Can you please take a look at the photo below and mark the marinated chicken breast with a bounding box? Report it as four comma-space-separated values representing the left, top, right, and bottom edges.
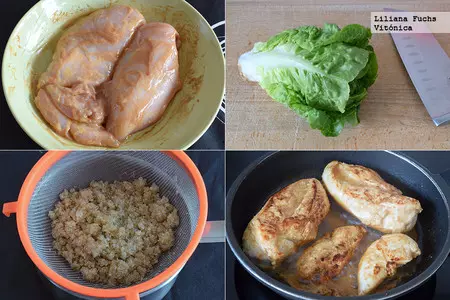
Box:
38, 5, 145, 88
35, 88, 119, 147
322, 161, 422, 233
242, 179, 330, 265
40, 83, 105, 124
296, 225, 366, 282
35, 5, 145, 145
358, 234, 421, 295
105, 23, 182, 141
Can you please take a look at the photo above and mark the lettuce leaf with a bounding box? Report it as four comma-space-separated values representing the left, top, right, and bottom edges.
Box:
239, 23, 378, 137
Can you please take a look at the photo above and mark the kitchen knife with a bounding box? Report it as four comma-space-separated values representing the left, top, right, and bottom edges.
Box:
384, 8, 450, 126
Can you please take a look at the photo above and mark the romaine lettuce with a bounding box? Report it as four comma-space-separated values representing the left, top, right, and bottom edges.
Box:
239, 24, 378, 137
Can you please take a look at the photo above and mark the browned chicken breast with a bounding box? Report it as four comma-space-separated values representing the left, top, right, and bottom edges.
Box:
322, 161, 422, 233
242, 179, 330, 265
358, 234, 421, 295
283, 276, 341, 296
296, 225, 366, 282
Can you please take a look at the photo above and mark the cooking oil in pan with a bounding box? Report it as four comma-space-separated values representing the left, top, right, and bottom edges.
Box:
263, 201, 420, 297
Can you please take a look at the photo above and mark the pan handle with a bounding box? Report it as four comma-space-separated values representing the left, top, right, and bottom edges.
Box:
2, 201, 18, 217
201, 220, 225, 243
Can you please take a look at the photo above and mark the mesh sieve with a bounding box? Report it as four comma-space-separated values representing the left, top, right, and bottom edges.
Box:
21, 151, 203, 299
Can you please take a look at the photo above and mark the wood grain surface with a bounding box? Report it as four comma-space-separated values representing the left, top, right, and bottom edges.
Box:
226, 0, 450, 150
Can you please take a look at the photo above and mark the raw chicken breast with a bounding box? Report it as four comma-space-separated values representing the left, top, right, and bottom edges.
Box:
40, 83, 105, 124
105, 22, 182, 141
38, 5, 145, 88
35, 5, 145, 145
35, 88, 119, 147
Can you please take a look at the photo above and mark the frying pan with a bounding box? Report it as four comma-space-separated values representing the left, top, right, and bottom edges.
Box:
226, 151, 450, 300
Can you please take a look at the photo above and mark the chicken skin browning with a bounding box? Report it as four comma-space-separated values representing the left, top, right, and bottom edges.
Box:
296, 225, 366, 283
358, 234, 420, 295
242, 178, 330, 266
283, 276, 341, 297
322, 161, 422, 233
105, 23, 182, 141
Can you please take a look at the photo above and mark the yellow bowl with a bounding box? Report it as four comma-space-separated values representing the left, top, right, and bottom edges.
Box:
2, 0, 225, 149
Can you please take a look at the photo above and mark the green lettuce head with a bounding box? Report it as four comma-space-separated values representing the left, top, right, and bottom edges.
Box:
239, 23, 378, 137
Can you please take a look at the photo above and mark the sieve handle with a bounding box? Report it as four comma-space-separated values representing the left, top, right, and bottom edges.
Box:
201, 220, 225, 243
125, 293, 139, 300
2, 201, 18, 217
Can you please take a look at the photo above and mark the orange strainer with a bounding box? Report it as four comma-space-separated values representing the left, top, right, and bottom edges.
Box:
2, 151, 214, 300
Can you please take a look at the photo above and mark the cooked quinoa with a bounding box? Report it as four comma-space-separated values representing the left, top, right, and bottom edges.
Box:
48, 177, 179, 286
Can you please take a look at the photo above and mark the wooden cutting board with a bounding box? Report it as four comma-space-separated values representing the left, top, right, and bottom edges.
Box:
226, 0, 450, 150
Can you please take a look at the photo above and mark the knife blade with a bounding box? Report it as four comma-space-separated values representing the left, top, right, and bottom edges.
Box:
384, 8, 450, 126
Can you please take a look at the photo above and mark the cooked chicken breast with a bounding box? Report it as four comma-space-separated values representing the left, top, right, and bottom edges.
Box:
296, 225, 366, 282
322, 161, 422, 233
242, 179, 330, 265
284, 276, 341, 296
358, 234, 421, 295
105, 22, 182, 141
